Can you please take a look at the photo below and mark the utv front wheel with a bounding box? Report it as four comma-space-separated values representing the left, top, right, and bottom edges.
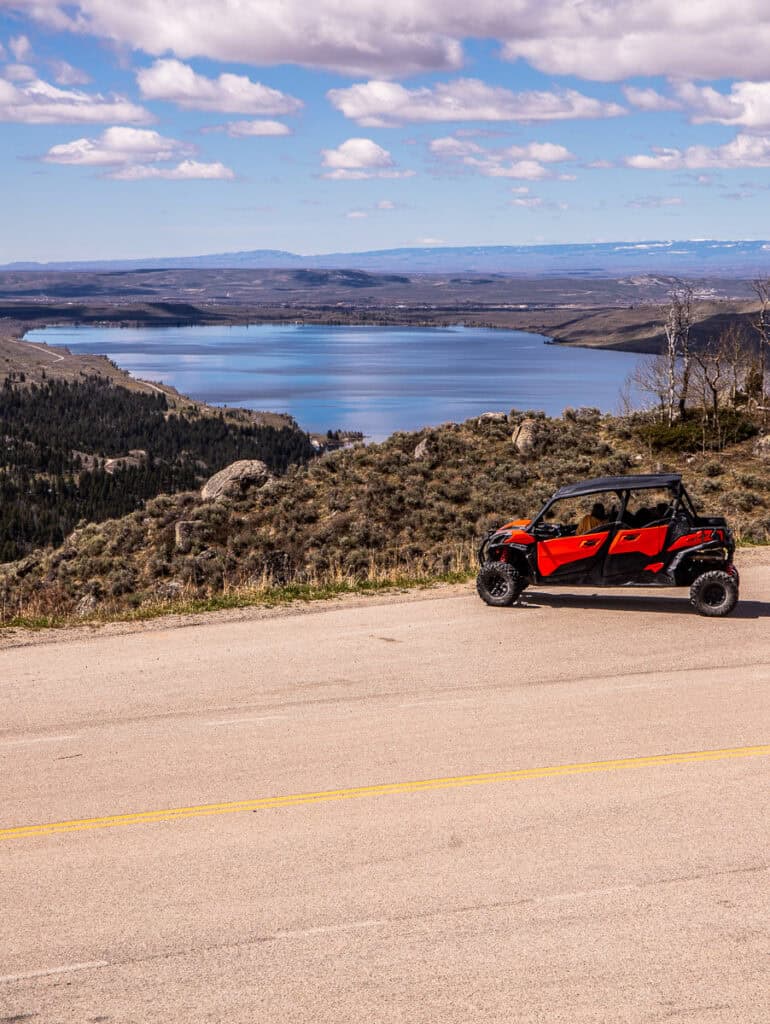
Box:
689, 570, 738, 617
476, 561, 522, 607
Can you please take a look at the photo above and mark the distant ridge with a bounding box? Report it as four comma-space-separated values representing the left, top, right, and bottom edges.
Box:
4, 240, 770, 277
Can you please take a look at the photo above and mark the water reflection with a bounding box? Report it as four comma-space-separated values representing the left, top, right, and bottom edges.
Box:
27, 324, 641, 439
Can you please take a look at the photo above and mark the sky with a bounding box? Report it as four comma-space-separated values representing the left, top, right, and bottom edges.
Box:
3, 1, 770, 261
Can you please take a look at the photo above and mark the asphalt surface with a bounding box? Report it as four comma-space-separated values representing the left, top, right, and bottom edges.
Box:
1, 551, 769, 1023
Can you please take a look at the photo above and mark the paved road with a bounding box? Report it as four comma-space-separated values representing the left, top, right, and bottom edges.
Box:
2, 552, 769, 1023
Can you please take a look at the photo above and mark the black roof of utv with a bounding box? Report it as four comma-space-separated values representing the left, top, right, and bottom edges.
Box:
552, 474, 682, 500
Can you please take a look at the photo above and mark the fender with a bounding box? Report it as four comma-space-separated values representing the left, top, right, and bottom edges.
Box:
667, 539, 730, 582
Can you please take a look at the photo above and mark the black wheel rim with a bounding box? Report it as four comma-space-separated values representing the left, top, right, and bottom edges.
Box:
487, 573, 509, 598
702, 583, 726, 607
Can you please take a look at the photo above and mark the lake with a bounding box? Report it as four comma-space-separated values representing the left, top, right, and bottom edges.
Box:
27, 324, 641, 439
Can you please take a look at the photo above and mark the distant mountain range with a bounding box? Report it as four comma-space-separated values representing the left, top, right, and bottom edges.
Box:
4, 240, 770, 277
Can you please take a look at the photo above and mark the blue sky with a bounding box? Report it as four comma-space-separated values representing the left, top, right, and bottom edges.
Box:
3, 1, 770, 261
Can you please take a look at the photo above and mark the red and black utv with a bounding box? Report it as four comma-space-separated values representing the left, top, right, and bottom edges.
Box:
477, 473, 739, 616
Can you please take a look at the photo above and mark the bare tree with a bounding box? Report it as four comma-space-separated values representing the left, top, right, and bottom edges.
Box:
751, 277, 770, 411
627, 353, 680, 420
661, 283, 694, 424
718, 321, 752, 407
692, 339, 725, 430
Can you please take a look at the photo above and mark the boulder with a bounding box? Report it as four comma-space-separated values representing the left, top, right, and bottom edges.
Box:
74, 593, 98, 617
413, 437, 431, 460
201, 459, 272, 501
754, 434, 770, 460
174, 520, 199, 553
477, 411, 508, 425
511, 418, 539, 454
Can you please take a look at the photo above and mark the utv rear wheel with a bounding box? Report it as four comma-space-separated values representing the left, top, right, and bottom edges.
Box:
476, 561, 523, 607
689, 570, 738, 617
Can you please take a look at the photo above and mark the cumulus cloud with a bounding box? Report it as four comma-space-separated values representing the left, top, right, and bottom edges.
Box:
622, 86, 680, 112
346, 210, 367, 219
14, 1, 770, 79
626, 132, 770, 170
111, 159, 234, 180
4, 63, 36, 81
9, 34, 32, 62
41, 125, 236, 180
321, 137, 414, 179
136, 59, 302, 114
44, 126, 184, 165
0, 75, 149, 123
328, 79, 624, 126
50, 59, 91, 86
430, 135, 574, 179
221, 119, 291, 137
676, 80, 770, 130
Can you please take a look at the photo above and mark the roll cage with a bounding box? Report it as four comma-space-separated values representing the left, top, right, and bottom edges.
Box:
528, 477, 697, 538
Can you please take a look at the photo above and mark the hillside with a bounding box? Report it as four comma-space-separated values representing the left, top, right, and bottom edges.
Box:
2, 409, 768, 623
0, 376, 315, 562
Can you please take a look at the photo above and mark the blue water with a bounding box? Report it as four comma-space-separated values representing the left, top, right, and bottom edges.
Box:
27, 324, 641, 439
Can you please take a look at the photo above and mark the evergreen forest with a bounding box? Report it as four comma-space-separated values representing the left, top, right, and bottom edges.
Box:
0, 376, 315, 562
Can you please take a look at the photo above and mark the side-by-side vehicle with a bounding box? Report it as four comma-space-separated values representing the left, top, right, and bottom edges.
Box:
477, 474, 739, 616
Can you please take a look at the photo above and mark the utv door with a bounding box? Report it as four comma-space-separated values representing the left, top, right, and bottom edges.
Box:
602, 487, 676, 581
533, 491, 620, 584
536, 529, 612, 584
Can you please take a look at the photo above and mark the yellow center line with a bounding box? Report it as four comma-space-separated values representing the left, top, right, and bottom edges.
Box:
2, 744, 767, 842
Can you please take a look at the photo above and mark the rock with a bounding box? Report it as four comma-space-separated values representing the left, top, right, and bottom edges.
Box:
174, 520, 198, 553
754, 434, 770, 459
155, 580, 184, 600
103, 449, 147, 475
201, 459, 272, 501
563, 406, 601, 423
633, 454, 644, 463
74, 594, 98, 617
511, 418, 539, 454
413, 437, 431, 460
477, 411, 507, 424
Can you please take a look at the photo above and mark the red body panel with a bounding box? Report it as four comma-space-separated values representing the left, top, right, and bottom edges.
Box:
504, 529, 535, 546
608, 525, 668, 558
537, 531, 609, 577
668, 529, 716, 551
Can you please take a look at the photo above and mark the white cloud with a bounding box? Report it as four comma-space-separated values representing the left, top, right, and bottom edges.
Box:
346, 210, 367, 219
498, 3, 770, 81
16, 1, 770, 80
430, 135, 574, 179
512, 196, 543, 208
222, 119, 291, 137
321, 137, 414, 179
376, 199, 395, 209
676, 80, 770, 130
622, 86, 680, 112
9, 34, 32, 62
40, 125, 235, 180
136, 58, 302, 114
50, 59, 91, 86
111, 159, 235, 180
0, 75, 149, 123
44, 126, 186, 165
4, 63, 36, 81
626, 132, 770, 170
328, 79, 624, 126
626, 196, 684, 208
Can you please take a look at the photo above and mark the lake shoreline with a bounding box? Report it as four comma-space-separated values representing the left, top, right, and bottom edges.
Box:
25, 322, 642, 439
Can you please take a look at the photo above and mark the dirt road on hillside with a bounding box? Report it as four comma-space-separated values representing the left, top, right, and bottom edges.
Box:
1, 550, 769, 1023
